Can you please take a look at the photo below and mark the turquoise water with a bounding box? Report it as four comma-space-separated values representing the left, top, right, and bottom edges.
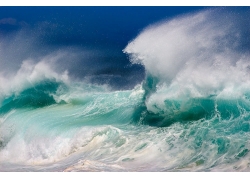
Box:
1, 75, 250, 171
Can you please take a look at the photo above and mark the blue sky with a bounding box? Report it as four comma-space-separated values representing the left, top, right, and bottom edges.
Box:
0, 7, 207, 47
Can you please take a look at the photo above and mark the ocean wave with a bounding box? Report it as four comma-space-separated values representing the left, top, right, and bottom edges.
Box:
1, 8, 250, 171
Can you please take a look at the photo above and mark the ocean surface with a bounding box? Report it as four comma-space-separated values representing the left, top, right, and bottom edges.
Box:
1, 8, 250, 171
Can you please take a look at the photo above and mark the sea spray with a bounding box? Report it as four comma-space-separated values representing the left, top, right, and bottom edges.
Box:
124, 8, 250, 126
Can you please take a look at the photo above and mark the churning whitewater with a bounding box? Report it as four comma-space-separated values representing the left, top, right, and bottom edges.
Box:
1, 8, 250, 171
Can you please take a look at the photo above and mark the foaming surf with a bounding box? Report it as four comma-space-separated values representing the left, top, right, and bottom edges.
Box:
1, 8, 250, 171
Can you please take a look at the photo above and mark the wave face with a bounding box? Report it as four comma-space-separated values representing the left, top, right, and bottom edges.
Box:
1, 8, 250, 171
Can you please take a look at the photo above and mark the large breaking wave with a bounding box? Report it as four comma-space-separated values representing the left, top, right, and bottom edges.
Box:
124, 8, 250, 126
1, 8, 250, 171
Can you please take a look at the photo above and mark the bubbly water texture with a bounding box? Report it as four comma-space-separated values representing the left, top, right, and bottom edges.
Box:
1, 9, 250, 171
